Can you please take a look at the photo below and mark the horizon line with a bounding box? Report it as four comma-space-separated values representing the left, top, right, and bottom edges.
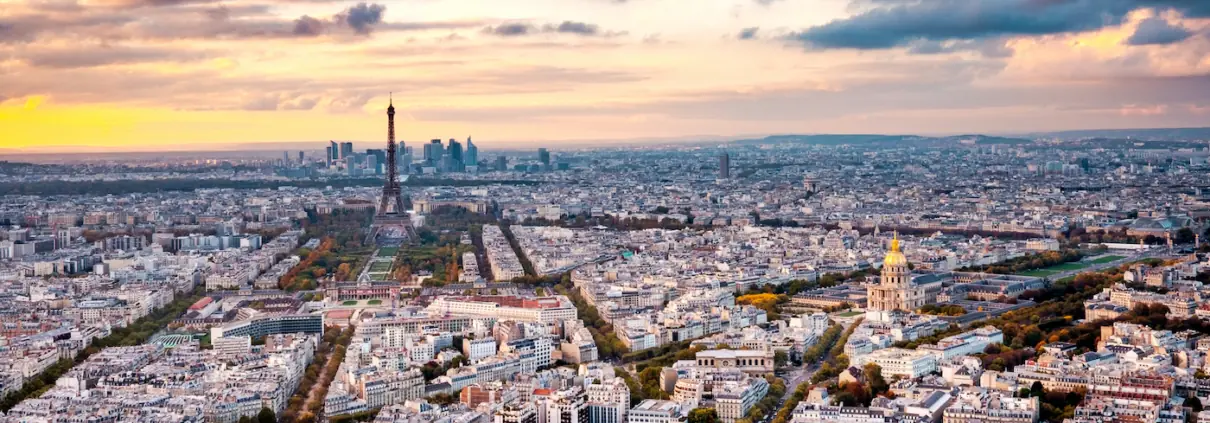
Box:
3, 125, 1210, 156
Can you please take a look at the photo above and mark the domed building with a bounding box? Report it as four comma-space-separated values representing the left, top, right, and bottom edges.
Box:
866, 235, 928, 322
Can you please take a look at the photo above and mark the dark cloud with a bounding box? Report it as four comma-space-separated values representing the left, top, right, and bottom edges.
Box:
1144, 0, 1210, 18
339, 2, 386, 35
788, 0, 1210, 53
1125, 17, 1193, 45
483, 21, 621, 38
547, 21, 600, 36
907, 38, 1014, 58
738, 27, 760, 40
484, 23, 535, 37
293, 16, 326, 36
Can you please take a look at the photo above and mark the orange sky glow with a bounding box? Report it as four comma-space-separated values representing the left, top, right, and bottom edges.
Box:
2, 0, 1209, 152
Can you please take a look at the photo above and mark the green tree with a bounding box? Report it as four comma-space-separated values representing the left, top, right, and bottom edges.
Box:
864, 363, 888, 396
774, 351, 788, 368
1030, 381, 1045, 397
257, 407, 276, 423
1186, 396, 1204, 413
688, 408, 720, 423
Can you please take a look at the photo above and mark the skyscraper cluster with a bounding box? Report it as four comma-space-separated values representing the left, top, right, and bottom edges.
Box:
309, 131, 571, 176
415, 137, 480, 173
327, 141, 355, 166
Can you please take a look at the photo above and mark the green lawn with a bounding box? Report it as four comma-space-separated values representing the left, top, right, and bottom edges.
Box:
1016, 261, 1089, 277
341, 300, 358, 306
1089, 255, 1125, 264
376, 247, 399, 257
1048, 262, 1089, 271
368, 300, 382, 305
1017, 269, 1058, 277
369, 262, 393, 272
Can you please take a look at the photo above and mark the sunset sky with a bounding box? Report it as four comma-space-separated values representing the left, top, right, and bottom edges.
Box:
2, 0, 1209, 152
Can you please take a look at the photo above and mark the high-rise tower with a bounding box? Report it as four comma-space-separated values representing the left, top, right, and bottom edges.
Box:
465, 136, 479, 167
378, 95, 407, 215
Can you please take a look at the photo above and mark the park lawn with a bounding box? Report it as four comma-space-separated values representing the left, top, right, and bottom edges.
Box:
1089, 255, 1125, 264
342, 300, 359, 306
836, 310, 864, 318
1016, 270, 1055, 277
368, 300, 382, 305
376, 247, 399, 257
1048, 262, 1089, 271
1016, 261, 1090, 277
369, 262, 393, 272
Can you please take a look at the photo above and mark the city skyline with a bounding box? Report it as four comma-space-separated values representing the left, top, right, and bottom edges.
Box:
3, 0, 1210, 152
2, 97, 1210, 422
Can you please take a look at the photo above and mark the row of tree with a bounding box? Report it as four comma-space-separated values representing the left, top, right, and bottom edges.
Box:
280, 238, 335, 290
553, 277, 628, 360
769, 378, 815, 423
613, 368, 647, 407
802, 323, 843, 364
736, 376, 788, 423
280, 325, 355, 423
498, 223, 538, 276
811, 319, 863, 384
916, 304, 968, 316
1063, 226, 1204, 246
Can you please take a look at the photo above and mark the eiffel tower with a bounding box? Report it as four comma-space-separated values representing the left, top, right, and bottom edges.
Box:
379, 95, 406, 215
369, 94, 414, 245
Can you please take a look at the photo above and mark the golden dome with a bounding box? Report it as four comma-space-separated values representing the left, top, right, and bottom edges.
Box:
884, 235, 908, 267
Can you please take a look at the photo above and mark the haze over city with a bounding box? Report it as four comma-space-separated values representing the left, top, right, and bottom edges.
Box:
3, 0, 1210, 152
